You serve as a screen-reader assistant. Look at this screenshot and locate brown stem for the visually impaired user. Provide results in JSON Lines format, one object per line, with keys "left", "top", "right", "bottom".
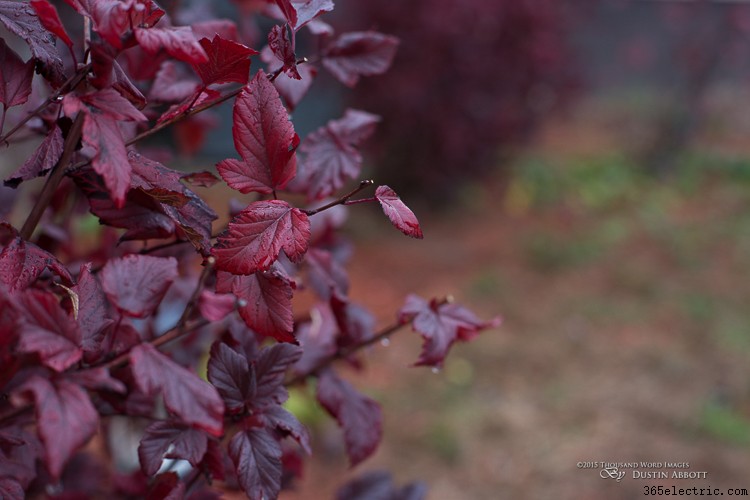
{"left": 285, "top": 320, "right": 409, "bottom": 386}
{"left": 19, "top": 113, "right": 86, "bottom": 240}
{"left": 302, "top": 180, "right": 375, "bottom": 216}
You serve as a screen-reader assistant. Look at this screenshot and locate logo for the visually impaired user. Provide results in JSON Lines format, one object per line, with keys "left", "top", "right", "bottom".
{"left": 600, "top": 467, "right": 626, "bottom": 482}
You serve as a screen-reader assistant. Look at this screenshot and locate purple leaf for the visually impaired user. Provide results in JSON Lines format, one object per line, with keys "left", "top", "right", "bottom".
{"left": 261, "top": 405, "right": 311, "bottom": 454}
{"left": 4, "top": 124, "right": 64, "bottom": 187}
{"left": 81, "top": 110, "right": 132, "bottom": 207}
{"left": 229, "top": 427, "right": 282, "bottom": 500}
{"left": 199, "top": 290, "right": 236, "bottom": 321}
{"left": 11, "top": 376, "right": 98, "bottom": 480}
{"left": 253, "top": 342, "right": 302, "bottom": 405}
{"left": 216, "top": 71, "right": 299, "bottom": 194}
{"left": 100, "top": 255, "right": 177, "bottom": 318}
{"left": 30, "top": 0, "right": 73, "bottom": 52}
{"left": 291, "top": 109, "right": 380, "bottom": 200}
{"left": 80, "top": 88, "right": 148, "bottom": 121}
{"left": 207, "top": 342, "right": 253, "bottom": 414}
{"left": 316, "top": 369, "right": 382, "bottom": 466}
{"left": 375, "top": 185, "right": 423, "bottom": 239}
{"left": 399, "top": 294, "right": 501, "bottom": 367}
{"left": 212, "top": 200, "right": 310, "bottom": 275}
{"left": 130, "top": 343, "right": 225, "bottom": 436}
{"left": 16, "top": 290, "right": 82, "bottom": 372}
{"left": 135, "top": 25, "right": 208, "bottom": 65}
{"left": 0, "top": 236, "right": 72, "bottom": 292}
{"left": 0, "top": 38, "right": 34, "bottom": 109}
{"left": 322, "top": 31, "right": 399, "bottom": 87}
{"left": 304, "top": 248, "right": 349, "bottom": 299}
{"left": 191, "top": 35, "right": 257, "bottom": 86}
{"left": 0, "top": 1, "right": 64, "bottom": 84}
{"left": 292, "top": 0, "right": 334, "bottom": 31}
{"left": 138, "top": 421, "right": 208, "bottom": 476}
{"left": 0, "top": 478, "right": 23, "bottom": 499}
{"left": 292, "top": 302, "right": 337, "bottom": 376}
{"left": 73, "top": 263, "right": 113, "bottom": 358}
{"left": 268, "top": 24, "right": 299, "bottom": 79}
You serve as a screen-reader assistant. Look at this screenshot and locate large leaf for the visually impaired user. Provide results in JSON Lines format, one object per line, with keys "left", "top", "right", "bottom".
{"left": 130, "top": 343, "right": 225, "bottom": 436}
{"left": 229, "top": 427, "right": 282, "bottom": 500}
{"left": 12, "top": 376, "right": 98, "bottom": 480}
{"left": 375, "top": 185, "right": 423, "bottom": 239}
{"left": 322, "top": 31, "right": 399, "bottom": 87}
{"left": 192, "top": 35, "right": 257, "bottom": 86}
{"left": 15, "top": 290, "right": 82, "bottom": 372}
{"left": 316, "top": 369, "right": 382, "bottom": 466}
{"left": 212, "top": 200, "right": 310, "bottom": 275}
{"left": 0, "top": 0, "right": 64, "bottom": 83}
{"left": 398, "top": 294, "right": 501, "bottom": 367}
{"left": 0, "top": 38, "right": 34, "bottom": 109}
{"left": 138, "top": 421, "right": 208, "bottom": 476}
{"left": 100, "top": 254, "right": 177, "bottom": 318}
{"left": 291, "top": 109, "right": 380, "bottom": 200}
{"left": 217, "top": 71, "right": 299, "bottom": 194}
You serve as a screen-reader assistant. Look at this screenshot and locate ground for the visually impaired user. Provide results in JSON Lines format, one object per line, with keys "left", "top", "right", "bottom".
{"left": 281, "top": 108, "right": 750, "bottom": 499}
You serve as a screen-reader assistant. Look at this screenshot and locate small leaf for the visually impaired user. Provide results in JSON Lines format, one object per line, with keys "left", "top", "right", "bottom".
{"left": 217, "top": 71, "right": 299, "bottom": 195}
{"left": 0, "top": 38, "right": 34, "bottom": 109}
{"left": 229, "top": 428, "right": 283, "bottom": 500}
{"left": 0, "top": 236, "right": 72, "bottom": 292}
{"left": 4, "top": 124, "right": 64, "bottom": 187}
{"left": 198, "top": 290, "right": 236, "bottom": 321}
{"left": 135, "top": 25, "right": 208, "bottom": 64}
{"left": 268, "top": 24, "right": 299, "bottom": 79}
{"left": 399, "top": 294, "right": 501, "bottom": 367}
{"left": 30, "top": 0, "right": 73, "bottom": 52}
{"left": 375, "top": 185, "right": 423, "bottom": 239}
{"left": 207, "top": 342, "right": 253, "bottom": 414}
{"left": 322, "top": 31, "right": 399, "bottom": 87}
{"left": 11, "top": 376, "right": 98, "bottom": 480}
{"left": 192, "top": 35, "right": 257, "bottom": 86}
{"left": 80, "top": 88, "right": 148, "bottom": 121}
{"left": 212, "top": 200, "right": 310, "bottom": 275}
{"left": 130, "top": 343, "right": 225, "bottom": 436}
{"left": 138, "top": 421, "right": 208, "bottom": 476}
{"left": 100, "top": 255, "right": 178, "bottom": 318}
{"left": 73, "top": 263, "right": 113, "bottom": 358}
{"left": 316, "top": 369, "right": 382, "bottom": 466}
{"left": 81, "top": 110, "right": 132, "bottom": 207}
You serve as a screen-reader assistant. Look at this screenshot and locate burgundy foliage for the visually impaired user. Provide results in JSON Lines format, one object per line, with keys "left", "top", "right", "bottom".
{"left": 0, "top": 1, "right": 498, "bottom": 498}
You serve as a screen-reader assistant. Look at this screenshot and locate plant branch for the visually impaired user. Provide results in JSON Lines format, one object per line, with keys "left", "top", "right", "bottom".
{"left": 0, "top": 64, "right": 92, "bottom": 145}
{"left": 19, "top": 112, "right": 86, "bottom": 240}
{"left": 302, "top": 180, "right": 375, "bottom": 216}
{"left": 285, "top": 320, "right": 409, "bottom": 386}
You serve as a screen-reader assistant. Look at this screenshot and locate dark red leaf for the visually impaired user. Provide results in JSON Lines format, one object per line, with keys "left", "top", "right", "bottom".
{"left": 322, "top": 31, "right": 399, "bottom": 87}
{"left": 67, "top": 367, "right": 126, "bottom": 393}
{"left": 207, "top": 342, "right": 253, "bottom": 414}
{"left": 64, "top": 0, "right": 129, "bottom": 49}
{"left": 11, "top": 376, "right": 98, "bottom": 479}
{"left": 146, "top": 472, "right": 185, "bottom": 500}
{"left": 291, "top": 109, "right": 380, "bottom": 199}
{"left": 192, "top": 35, "right": 257, "bottom": 86}
{"left": 274, "top": 0, "right": 297, "bottom": 27}
{"left": 330, "top": 291, "right": 375, "bottom": 348}
{"left": 72, "top": 263, "right": 113, "bottom": 358}
{"left": 30, "top": 0, "right": 73, "bottom": 52}
{"left": 130, "top": 343, "right": 225, "bottom": 436}
{"left": 227, "top": 266, "right": 296, "bottom": 343}
{"left": 0, "top": 478, "right": 23, "bottom": 499}
{"left": 128, "top": 151, "right": 189, "bottom": 205}
{"left": 157, "top": 87, "right": 220, "bottom": 124}
{"left": 304, "top": 248, "right": 349, "bottom": 299}
{"left": 0, "top": 0, "right": 64, "bottom": 84}
{"left": 216, "top": 71, "right": 299, "bottom": 194}
{"left": 80, "top": 89, "right": 148, "bottom": 121}
{"left": 316, "top": 369, "right": 382, "bottom": 466}
{"left": 268, "top": 24, "right": 299, "bottom": 79}
{"left": 261, "top": 405, "right": 311, "bottom": 454}
{"left": 0, "top": 38, "right": 34, "bottom": 109}
{"left": 149, "top": 61, "right": 200, "bottom": 103}
{"left": 271, "top": 59, "right": 316, "bottom": 111}
{"left": 100, "top": 254, "right": 178, "bottom": 318}
{"left": 0, "top": 236, "right": 72, "bottom": 292}
{"left": 4, "top": 124, "right": 63, "bottom": 187}
{"left": 375, "top": 185, "right": 423, "bottom": 239}
{"left": 81, "top": 110, "right": 132, "bottom": 207}
{"left": 399, "top": 294, "right": 501, "bottom": 367}
{"left": 199, "top": 290, "right": 236, "bottom": 321}
{"left": 135, "top": 25, "right": 208, "bottom": 64}
{"left": 0, "top": 425, "right": 39, "bottom": 489}
{"left": 138, "top": 421, "right": 208, "bottom": 476}
{"left": 292, "top": 302, "right": 337, "bottom": 376}
{"left": 229, "top": 427, "right": 282, "bottom": 500}
{"left": 212, "top": 200, "right": 310, "bottom": 275}
{"left": 16, "top": 289, "right": 82, "bottom": 372}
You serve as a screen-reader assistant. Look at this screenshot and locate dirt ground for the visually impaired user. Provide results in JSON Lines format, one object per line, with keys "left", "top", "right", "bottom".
{"left": 281, "top": 112, "right": 750, "bottom": 499}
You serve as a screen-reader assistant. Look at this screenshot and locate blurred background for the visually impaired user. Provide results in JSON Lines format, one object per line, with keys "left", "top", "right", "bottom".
{"left": 277, "top": 1, "right": 750, "bottom": 498}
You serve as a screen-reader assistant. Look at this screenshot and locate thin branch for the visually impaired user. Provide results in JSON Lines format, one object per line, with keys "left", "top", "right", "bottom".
{"left": 285, "top": 320, "right": 409, "bottom": 386}
{"left": 19, "top": 112, "right": 86, "bottom": 240}
{"left": 0, "top": 64, "right": 92, "bottom": 145}
{"left": 302, "top": 180, "right": 375, "bottom": 216}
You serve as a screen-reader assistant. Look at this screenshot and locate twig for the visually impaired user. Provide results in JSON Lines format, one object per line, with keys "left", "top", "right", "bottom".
{"left": 19, "top": 113, "right": 86, "bottom": 240}
{"left": 302, "top": 180, "right": 375, "bottom": 216}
